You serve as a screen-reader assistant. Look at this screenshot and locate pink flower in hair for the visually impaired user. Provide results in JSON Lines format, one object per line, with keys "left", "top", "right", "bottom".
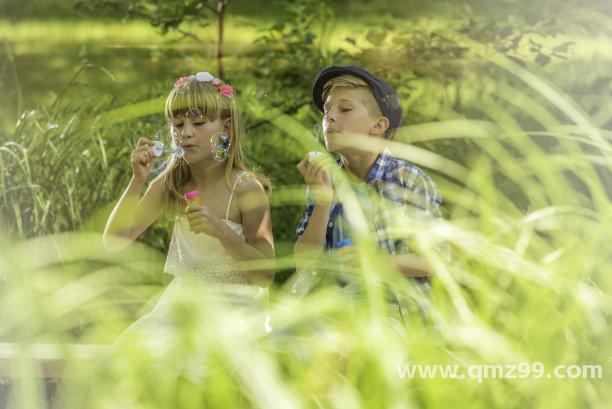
{"left": 219, "top": 84, "right": 234, "bottom": 98}
{"left": 175, "top": 75, "right": 194, "bottom": 87}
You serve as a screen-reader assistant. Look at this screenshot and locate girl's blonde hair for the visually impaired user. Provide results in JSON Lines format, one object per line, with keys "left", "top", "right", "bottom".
{"left": 158, "top": 79, "right": 271, "bottom": 216}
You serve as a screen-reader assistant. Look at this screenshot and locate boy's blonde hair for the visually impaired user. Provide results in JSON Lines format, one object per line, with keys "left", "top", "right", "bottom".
{"left": 159, "top": 79, "right": 271, "bottom": 216}
{"left": 322, "top": 74, "right": 394, "bottom": 139}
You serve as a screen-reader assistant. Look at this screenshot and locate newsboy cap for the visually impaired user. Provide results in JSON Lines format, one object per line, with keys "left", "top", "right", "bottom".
{"left": 312, "top": 65, "right": 402, "bottom": 130}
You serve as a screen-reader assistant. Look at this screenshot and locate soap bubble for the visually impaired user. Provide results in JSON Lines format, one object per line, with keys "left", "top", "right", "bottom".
{"left": 252, "top": 88, "right": 268, "bottom": 99}
{"left": 152, "top": 125, "right": 184, "bottom": 158}
{"left": 210, "top": 132, "right": 231, "bottom": 162}
{"left": 313, "top": 123, "right": 323, "bottom": 139}
{"left": 150, "top": 125, "right": 184, "bottom": 175}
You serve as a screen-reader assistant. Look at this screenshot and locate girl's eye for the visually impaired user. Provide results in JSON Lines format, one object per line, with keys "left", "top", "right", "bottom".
{"left": 340, "top": 108, "right": 352, "bottom": 112}
{"left": 192, "top": 122, "right": 206, "bottom": 126}
{"left": 173, "top": 123, "right": 184, "bottom": 128}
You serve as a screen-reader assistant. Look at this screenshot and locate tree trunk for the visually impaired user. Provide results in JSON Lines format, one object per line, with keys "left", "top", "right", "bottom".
{"left": 216, "top": 0, "right": 229, "bottom": 78}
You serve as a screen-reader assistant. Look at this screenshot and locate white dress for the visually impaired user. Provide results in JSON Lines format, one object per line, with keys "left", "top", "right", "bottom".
{"left": 163, "top": 216, "right": 249, "bottom": 285}
{"left": 155, "top": 170, "right": 267, "bottom": 302}
{"left": 111, "top": 171, "right": 268, "bottom": 384}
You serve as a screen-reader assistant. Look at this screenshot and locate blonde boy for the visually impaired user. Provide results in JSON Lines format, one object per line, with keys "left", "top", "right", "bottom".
{"left": 294, "top": 66, "right": 442, "bottom": 284}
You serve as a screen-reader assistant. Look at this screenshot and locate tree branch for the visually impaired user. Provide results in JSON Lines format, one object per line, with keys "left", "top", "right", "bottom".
{"left": 176, "top": 27, "right": 203, "bottom": 43}
{"left": 246, "top": 100, "right": 311, "bottom": 132}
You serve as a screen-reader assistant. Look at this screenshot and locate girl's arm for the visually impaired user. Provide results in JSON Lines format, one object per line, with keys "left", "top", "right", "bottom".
{"left": 103, "top": 138, "right": 165, "bottom": 251}
{"left": 227, "top": 176, "right": 275, "bottom": 286}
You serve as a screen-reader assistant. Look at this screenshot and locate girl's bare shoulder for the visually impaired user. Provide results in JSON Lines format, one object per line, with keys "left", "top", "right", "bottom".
{"left": 232, "top": 170, "right": 265, "bottom": 194}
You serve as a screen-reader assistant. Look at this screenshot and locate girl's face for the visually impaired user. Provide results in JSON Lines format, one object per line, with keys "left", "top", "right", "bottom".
{"left": 170, "top": 108, "right": 227, "bottom": 164}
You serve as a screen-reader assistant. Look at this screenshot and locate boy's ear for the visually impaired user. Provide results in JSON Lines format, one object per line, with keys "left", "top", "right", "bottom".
{"left": 370, "top": 116, "right": 389, "bottom": 137}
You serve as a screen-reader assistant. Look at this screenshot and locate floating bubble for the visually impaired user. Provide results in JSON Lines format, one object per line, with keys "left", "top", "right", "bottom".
{"left": 153, "top": 141, "right": 184, "bottom": 158}
{"left": 154, "top": 125, "right": 178, "bottom": 143}
{"left": 185, "top": 108, "right": 205, "bottom": 123}
{"left": 252, "top": 88, "right": 268, "bottom": 99}
{"left": 312, "top": 123, "right": 323, "bottom": 139}
{"left": 235, "top": 171, "right": 252, "bottom": 186}
{"left": 210, "top": 132, "right": 231, "bottom": 162}
{"left": 150, "top": 125, "right": 184, "bottom": 175}
{"left": 308, "top": 151, "right": 324, "bottom": 163}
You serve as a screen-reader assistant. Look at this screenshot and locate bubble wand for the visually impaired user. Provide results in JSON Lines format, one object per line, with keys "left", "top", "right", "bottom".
{"left": 183, "top": 190, "right": 201, "bottom": 206}
{"left": 153, "top": 141, "right": 185, "bottom": 158}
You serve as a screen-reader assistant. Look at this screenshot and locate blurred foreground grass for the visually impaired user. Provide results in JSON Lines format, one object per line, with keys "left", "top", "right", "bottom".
{"left": 1, "top": 3, "right": 611, "bottom": 408}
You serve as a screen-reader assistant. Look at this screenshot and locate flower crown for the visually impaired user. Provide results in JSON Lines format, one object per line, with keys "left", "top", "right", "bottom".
{"left": 174, "top": 71, "right": 234, "bottom": 98}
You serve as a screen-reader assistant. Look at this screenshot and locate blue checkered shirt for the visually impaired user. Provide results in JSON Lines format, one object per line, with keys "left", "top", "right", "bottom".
{"left": 296, "top": 148, "right": 442, "bottom": 255}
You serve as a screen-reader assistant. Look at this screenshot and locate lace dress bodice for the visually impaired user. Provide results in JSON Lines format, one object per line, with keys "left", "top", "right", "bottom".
{"left": 164, "top": 217, "right": 248, "bottom": 284}
{"left": 163, "top": 171, "right": 250, "bottom": 285}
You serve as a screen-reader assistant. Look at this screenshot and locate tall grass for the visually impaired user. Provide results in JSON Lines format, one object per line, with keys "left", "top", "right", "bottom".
{"left": 1, "top": 6, "right": 611, "bottom": 409}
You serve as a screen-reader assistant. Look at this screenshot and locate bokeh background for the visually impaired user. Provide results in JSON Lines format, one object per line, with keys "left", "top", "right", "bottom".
{"left": 0, "top": 0, "right": 611, "bottom": 408}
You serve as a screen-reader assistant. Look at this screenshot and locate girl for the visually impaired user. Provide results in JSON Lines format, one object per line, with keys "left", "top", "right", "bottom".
{"left": 103, "top": 71, "right": 275, "bottom": 286}
{"left": 99, "top": 71, "right": 275, "bottom": 388}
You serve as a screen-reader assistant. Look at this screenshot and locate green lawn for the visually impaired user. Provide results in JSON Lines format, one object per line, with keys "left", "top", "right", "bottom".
{"left": 1, "top": 13, "right": 611, "bottom": 133}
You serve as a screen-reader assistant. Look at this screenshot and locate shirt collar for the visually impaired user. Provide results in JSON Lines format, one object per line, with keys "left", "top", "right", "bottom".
{"left": 365, "top": 147, "right": 393, "bottom": 185}
{"left": 337, "top": 147, "right": 393, "bottom": 185}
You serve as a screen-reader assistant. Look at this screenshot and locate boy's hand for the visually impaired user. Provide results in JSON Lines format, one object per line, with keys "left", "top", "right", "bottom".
{"left": 185, "top": 204, "right": 227, "bottom": 238}
{"left": 337, "top": 245, "right": 359, "bottom": 271}
{"left": 297, "top": 153, "right": 334, "bottom": 204}
{"left": 131, "top": 137, "right": 156, "bottom": 182}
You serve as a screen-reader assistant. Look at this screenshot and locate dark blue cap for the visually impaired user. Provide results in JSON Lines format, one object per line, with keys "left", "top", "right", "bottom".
{"left": 312, "top": 65, "right": 403, "bottom": 131}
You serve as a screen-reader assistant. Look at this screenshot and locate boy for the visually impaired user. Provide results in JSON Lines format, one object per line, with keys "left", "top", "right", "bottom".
{"left": 293, "top": 65, "right": 443, "bottom": 286}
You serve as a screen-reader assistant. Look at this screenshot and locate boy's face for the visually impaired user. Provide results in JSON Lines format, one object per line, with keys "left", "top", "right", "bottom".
{"left": 322, "top": 87, "right": 384, "bottom": 155}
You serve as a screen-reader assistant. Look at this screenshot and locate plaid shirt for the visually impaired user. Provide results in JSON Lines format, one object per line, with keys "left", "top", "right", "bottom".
{"left": 296, "top": 148, "right": 442, "bottom": 255}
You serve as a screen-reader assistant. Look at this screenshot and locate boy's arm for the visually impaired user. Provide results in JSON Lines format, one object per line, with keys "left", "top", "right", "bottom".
{"left": 294, "top": 202, "right": 332, "bottom": 271}
{"left": 392, "top": 166, "right": 445, "bottom": 277}
{"left": 390, "top": 253, "right": 432, "bottom": 277}
{"left": 293, "top": 153, "right": 334, "bottom": 272}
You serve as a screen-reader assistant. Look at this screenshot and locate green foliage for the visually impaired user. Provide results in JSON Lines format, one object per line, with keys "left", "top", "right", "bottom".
{"left": 252, "top": 0, "right": 343, "bottom": 106}
{"left": 78, "top": 0, "right": 232, "bottom": 75}
{"left": 1, "top": 1, "right": 611, "bottom": 407}
{"left": 0, "top": 0, "right": 82, "bottom": 19}
{"left": 0, "top": 73, "right": 118, "bottom": 237}
{"left": 77, "top": 0, "right": 215, "bottom": 33}
{"left": 242, "top": 0, "right": 356, "bottom": 258}
{"left": 0, "top": 65, "right": 174, "bottom": 252}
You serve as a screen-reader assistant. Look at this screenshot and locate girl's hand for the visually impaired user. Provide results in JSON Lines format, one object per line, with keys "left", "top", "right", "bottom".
{"left": 185, "top": 204, "right": 228, "bottom": 238}
{"left": 296, "top": 153, "right": 334, "bottom": 204}
{"left": 130, "top": 137, "right": 156, "bottom": 182}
